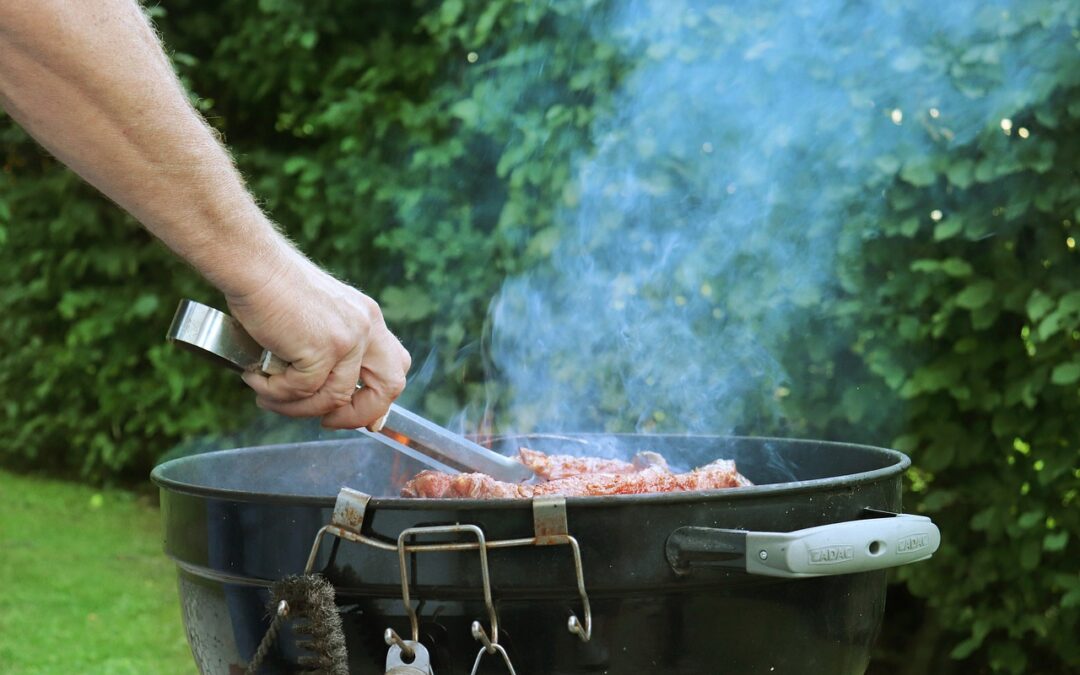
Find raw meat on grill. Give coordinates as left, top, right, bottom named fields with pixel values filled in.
left=532, top=458, right=751, bottom=497
left=401, top=448, right=751, bottom=499
left=400, top=470, right=534, bottom=499
left=518, top=447, right=670, bottom=480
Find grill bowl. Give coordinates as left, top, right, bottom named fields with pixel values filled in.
left=153, top=434, right=915, bottom=674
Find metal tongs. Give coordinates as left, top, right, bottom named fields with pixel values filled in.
left=166, top=299, right=533, bottom=482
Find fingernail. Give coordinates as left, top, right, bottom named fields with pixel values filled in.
left=369, top=413, right=389, bottom=433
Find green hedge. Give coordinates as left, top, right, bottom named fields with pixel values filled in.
left=1, top=1, right=1077, bottom=672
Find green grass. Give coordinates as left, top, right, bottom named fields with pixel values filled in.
left=0, top=470, right=194, bottom=674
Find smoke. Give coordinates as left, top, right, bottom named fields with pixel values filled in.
left=159, top=0, right=1074, bottom=473
left=478, top=0, right=1070, bottom=438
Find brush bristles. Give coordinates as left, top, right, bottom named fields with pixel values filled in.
left=270, top=575, right=349, bottom=675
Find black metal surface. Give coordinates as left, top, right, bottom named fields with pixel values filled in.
left=665, top=526, right=748, bottom=574
left=153, top=434, right=909, bottom=674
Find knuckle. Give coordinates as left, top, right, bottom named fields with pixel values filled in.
left=327, top=330, right=355, bottom=356
left=385, top=374, right=407, bottom=399
left=360, top=295, right=384, bottom=324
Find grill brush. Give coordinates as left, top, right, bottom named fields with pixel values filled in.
left=245, top=575, right=348, bottom=675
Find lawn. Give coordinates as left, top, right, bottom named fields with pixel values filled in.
left=0, top=470, right=194, bottom=674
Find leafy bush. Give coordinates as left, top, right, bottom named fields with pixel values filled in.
left=1, top=0, right=1077, bottom=672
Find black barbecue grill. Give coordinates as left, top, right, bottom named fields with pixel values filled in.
left=152, top=432, right=939, bottom=674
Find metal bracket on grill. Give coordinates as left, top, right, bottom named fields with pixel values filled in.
left=304, top=487, right=375, bottom=573
left=395, top=524, right=499, bottom=647
left=531, top=496, right=592, bottom=642
left=300, top=488, right=595, bottom=673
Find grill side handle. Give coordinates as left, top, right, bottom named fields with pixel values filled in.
left=666, top=511, right=940, bottom=578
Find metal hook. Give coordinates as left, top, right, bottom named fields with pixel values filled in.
left=568, top=614, right=590, bottom=641
left=471, top=620, right=497, bottom=655
left=566, top=536, right=592, bottom=642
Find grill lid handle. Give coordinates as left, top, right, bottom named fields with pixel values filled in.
left=666, top=510, right=940, bottom=578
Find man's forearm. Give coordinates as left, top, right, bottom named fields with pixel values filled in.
left=0, top=0, right=293, bottom=296
left=0, top=0, right=413, bottom=429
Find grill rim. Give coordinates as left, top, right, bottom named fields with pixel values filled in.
left=150, top=433, right=910, bottom=508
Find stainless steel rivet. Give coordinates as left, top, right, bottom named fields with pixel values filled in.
left=759, top=550, right=769, bottom=560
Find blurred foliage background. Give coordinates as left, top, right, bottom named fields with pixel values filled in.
left=0, top=0, right=1077, bottom=673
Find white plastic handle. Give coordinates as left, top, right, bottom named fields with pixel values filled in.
left=746, top=513, right=940, bottom=578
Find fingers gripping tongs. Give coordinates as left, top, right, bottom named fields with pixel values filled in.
left=165, top=298, right=533, bottom=482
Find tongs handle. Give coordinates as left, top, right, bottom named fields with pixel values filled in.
left=256, top=350, right=291, bottom=377
left=166, top=299, right=534, bottom=483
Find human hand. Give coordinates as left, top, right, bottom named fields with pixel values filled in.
left=227, top=252, right=411, bottom=430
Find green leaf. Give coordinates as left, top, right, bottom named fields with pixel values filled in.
left=1026, top=290, right=1055, bottom=321
left=1043, top=531, right=1069, bottom=552
left=899, top=158, right=937, bottom=187
left=921, top=489, right=957, bottom=511
left=921, top=442, right=955, bottom=472
left=1063, top=588, right=1080, bottom=609
left=1038, top=309, right=1066, bottom=341
left=1059, top=290, right=1080, bottom=315
left=946, top=159, right=975, bottom=188
left=951, top=623, right=990, bottom=659
left=892, top=433, right=919, bottom=453
left=1049, top=362, right=1080, bottom=386
left=474, top=3, right=502, bottom=41
left=955, top=280, right=995, bottom=310
left=449, top=99, right=481, bottom=126
left=298, top=30, right=318, bottom=50
left=525, top=226, right=561, bottom=258
left=283, top=157, right=307, bottom=175
left=379, top=285, right=437, bottom=323
left=941, top=258, right=974, bottom=277
left=974, top=159, right=999, bottom=183
left=439, top=0, right=464, bottom=24
left=898, top=217, right=920, bottom=237
left=130, top=294, right=159, bottom=318
left=933, top=218, right=963, bottom=241
left=1017, top=510, right=1045, bottom=529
